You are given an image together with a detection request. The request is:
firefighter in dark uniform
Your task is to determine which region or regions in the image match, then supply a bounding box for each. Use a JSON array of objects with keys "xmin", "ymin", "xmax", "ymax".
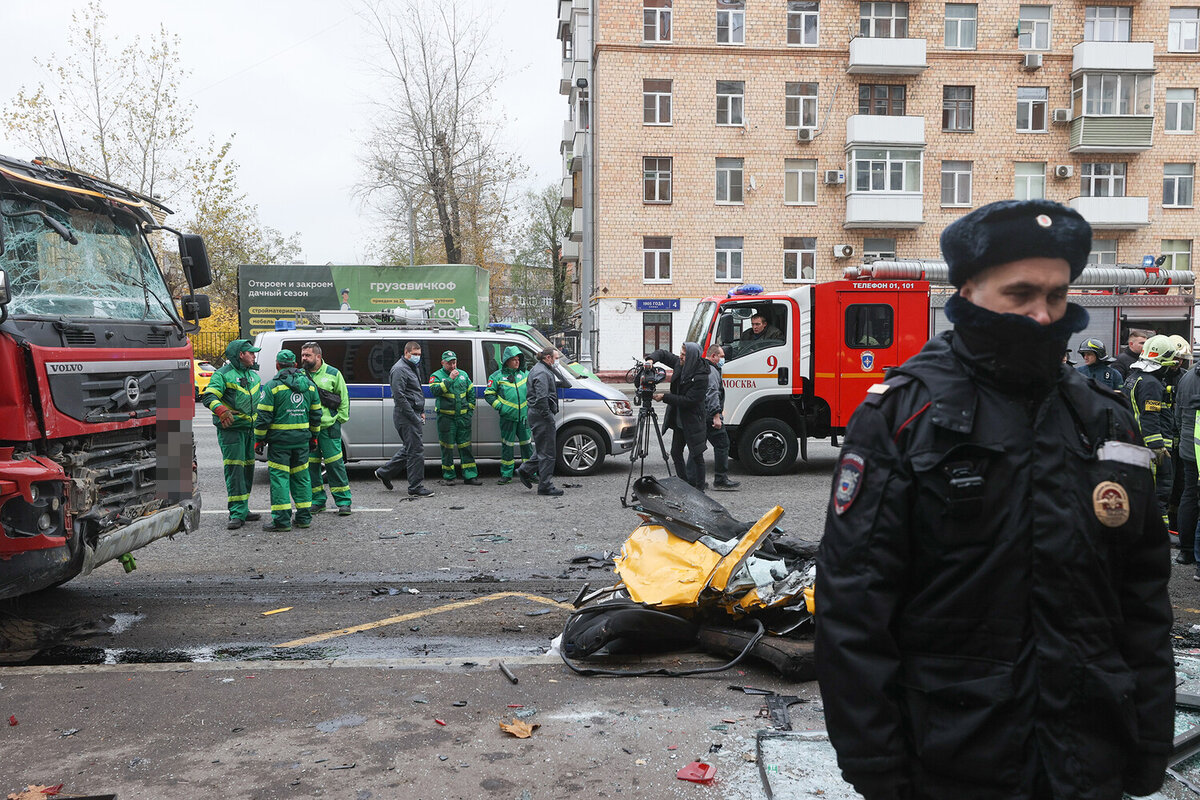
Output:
[
  {"xmin": 816, "ymin": 199, "xmax": 1173, "ymax": 800},
  {"xmin": 1122, "ymin": 333, "xmax": 1177, "ymax": 528}
]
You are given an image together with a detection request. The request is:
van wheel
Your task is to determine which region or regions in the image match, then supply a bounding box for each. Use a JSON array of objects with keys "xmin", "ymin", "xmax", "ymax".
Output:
[
  {"xmin": 557, "ymin": 424, "xmax": 605, "ymax": 476},
  {"xmin": 738, "ymin": 418, "xmax": 798, "ymax": 475}
]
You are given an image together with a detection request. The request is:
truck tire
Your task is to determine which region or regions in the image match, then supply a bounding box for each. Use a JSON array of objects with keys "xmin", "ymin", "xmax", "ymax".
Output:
[
  {"xmin": 557, "ymin": 424, "xmax": 606, "ymax": 476},
  {"xmin": 737, "ymin": 417, "xmax": 799, "ymax": 475}
]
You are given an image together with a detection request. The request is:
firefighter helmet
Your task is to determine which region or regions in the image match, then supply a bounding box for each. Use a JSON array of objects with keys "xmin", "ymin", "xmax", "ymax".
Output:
[
  {"xmin": 1141, "ymin": 334, "xmax": 1178, "ymax": 366},
  {"xmin": 1077, "ymin": 338, "xmax": 1109, "ymax": 360},
  {"xmin": 1169, "ymin": 334, "xmax": 1193, "ymax": 363}
]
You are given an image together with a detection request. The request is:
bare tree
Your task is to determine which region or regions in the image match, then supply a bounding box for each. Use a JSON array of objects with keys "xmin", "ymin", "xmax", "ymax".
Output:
[
  {"xmin": 356, "ymin": 0, "xmax": 521, "ymax": 266},
  {"xmin": 514, "ymin": 184, "xmax": 574, "ymax": 332}
]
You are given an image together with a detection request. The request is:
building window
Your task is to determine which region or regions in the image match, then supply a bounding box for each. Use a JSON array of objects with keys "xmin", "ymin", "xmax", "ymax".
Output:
[
  {"xmin": 1166, "ymin": 88, "xmax": 1196, "ymax": 132},
  {"xmin": 1081, "ymin": 162, "xmax": 1127, "ymax": 197},
  {"xmin": 945, "ymin": 4, "xmax": 977, "ymax": 49},
  {"xmin": 1088, "ymin": 239, "xmax": 1118, "ymax": 265},
  {"xmin": 941, "ymin": 161, "xmax": 973, "ymax": 206},
  {"xmin": 1072, "ymin": 73, "xmax": 1154, "ymax": 117},
  {"xmin": 783, "ymin": 237, "xmax": 817, "ymax": 282},
  {"xmin": 787, "ymin": 1, "xmax": 820, "ymax": 45},
  {"xmin": 863, "ymin": 237, "xmax": 896, "ymax": 259},
  {"xmin": 643, "ymin": 79, "xmax": 672, "ymax": 125},
  {"xmin": 784, "ymin": 159, "xmax": 818, "ymax": 204},
  {"xmin": 1164, "ymin": 163, "xmax": 1195, "ymax": 207},
  {"xmin": 715, "ymin": 237, "xmax": 744, "ymax": 282},
  {"xmin": 860, "ymin": 2, "xmax": 908, "ymax": 38},
  {"xmin": 1014, "ymin": 162, "xmax": 1046, "ymax": 199},
  {"xmin": 643, "ymin": 236, "xmax": 672, "ymax": 283},
  {"xmin": 1019, "ymin": 5, "xmax": 1052, "ymax": 50},
  {"xmin": 858, "ymin": 84, "xmax": 906, "ymax": 115},
  {"xmin": 716, "ymin": 0, "xmax": 745, "ymax": 44},
  {"xmin": 845, "ymin": 304, "xmax": 895, "ymax": 349},
  {"xmin": 1085, "ymin": 6, "xmax": 1132, "ymax": 41},
  {"xmin": 1169, "ymin": 8, "xmax": 1200, "ymax": 52},
  {"xmin": 1162, "ymin": 239, "xmax": 1193, "ymax": 270},
  {"xmin": 716, "ymin": 81, "xmax": 745, "ymax": 125},
  {"xmin": 1017, "ymin": 87, "xmax": 1048, "ymax": 132},
  {"xmin": 576, "ymin": 88, "xmax": 590, "ymax": 130},
  {"xmin": 942, "ymin": 86, "xmax": 974, "ymax": 131},
  {"xmin": 716, "ymin": 157, "xmax": 745, "ymax": 203},
  {"xmin": 643, "ymin": 157, "xmax": 672, "ymax": 203},
  {"xmin": 785, "ymin": 82, "xmax": 819, "ymax": 128},
  {"xmin": 643, "ymin": 312, "xmax": 673, "ymax": 353},
  {"xmin": 644, "ymin": 0, "xmax": 673, "ymax": 42},
  {"xmin": 852, "ymin": 148, "xmax": 921, "ymax": 193}
]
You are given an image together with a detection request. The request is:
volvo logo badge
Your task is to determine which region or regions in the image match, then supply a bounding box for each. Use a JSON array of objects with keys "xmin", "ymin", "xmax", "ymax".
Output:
[{"xmin": 124, "ymin": 376, "xmax": 141, "ymax": 406}]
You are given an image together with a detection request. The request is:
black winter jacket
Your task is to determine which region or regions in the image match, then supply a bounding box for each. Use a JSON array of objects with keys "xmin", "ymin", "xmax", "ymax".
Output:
[
  {"xmin": 816, "ymin": 331, "xmax": 1173, "ymax": 800},
  {"xmin": 649, "ymin": 344, "xmax": 710, "ymax": 443}
]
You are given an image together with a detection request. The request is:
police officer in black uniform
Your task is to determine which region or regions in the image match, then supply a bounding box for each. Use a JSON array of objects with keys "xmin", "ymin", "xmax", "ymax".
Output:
[{"xmin": 816, "ymin": 199, "xmax": 1173, "ymax": 800}]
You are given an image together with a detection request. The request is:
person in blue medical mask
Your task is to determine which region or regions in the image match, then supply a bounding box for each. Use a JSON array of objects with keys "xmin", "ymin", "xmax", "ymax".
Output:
[{"xmin": 376, "ymin": 341, "xmax": 435, "ymax": 498}]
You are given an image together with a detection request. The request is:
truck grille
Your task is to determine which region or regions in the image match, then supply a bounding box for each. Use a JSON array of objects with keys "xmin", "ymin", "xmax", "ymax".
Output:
[
  {"xmin": 64, "ymin": 428, "xmax": 163, "ymax": 526},
  {"xmin": 46, "ymin": 359, "xmax": 190, "ymax": 424}
]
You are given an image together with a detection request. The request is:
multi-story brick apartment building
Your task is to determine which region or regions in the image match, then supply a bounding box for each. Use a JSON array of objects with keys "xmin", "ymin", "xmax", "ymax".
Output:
[{"xmin": 556, "ymin": 0, "xmax": 1199, "ymax": 370}]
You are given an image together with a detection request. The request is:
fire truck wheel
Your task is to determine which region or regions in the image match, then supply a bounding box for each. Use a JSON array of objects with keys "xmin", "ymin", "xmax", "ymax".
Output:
[
  {"xmin": 738, "ymin": 418, "xmax": 799, "ymax": 475},
  {"xmin": 557, "ymin": 424, "xmax": 606, "ymax": 476}
]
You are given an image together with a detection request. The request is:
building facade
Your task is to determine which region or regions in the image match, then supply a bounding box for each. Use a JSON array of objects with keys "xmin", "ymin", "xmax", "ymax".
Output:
[{"xmin": 557, "ymin": 0, "xmax": 1200, "ymax": 370}]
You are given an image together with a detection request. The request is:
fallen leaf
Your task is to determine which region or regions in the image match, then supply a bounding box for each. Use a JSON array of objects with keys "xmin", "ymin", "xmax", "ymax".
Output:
[{"xmin": 499, "ymin": 718, "xmax": 540, "ymax": 739}]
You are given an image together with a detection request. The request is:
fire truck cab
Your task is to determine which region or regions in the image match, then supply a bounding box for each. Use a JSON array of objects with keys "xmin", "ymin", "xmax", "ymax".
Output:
[{"xmin": 688, "ymin": 263, "xmax": 1196, "ymax": 475}]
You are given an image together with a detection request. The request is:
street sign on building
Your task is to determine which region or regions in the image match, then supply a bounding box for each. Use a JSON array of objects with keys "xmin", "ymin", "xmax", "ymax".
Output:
[{"xmin": 635, "ymin": 299, "xmax": 681, "ymax": 311}]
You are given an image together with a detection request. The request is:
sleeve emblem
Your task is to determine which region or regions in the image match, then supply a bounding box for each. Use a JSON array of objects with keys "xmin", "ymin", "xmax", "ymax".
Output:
[{"xmin": 833, "ymin": 453, "xmax": 866, "ymax": 516}]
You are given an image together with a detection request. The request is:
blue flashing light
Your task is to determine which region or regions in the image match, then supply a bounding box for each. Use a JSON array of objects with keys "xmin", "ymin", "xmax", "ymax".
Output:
[
  {"xmin": 488, "ymin": 322, "xmax": 512, "ymax": 329},
  {"xmin": 274, "ymin": 320, "xmax": 297, "ymax": 331},
  {"xmin": 728, "ymin": 284, "xmax": 764, "ymax": 297}
]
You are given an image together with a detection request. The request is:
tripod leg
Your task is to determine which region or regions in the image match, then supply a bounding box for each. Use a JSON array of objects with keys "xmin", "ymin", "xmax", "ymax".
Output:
[{"xmin": 649, "ymin": 409, "xmax": 673, "ymax": 478}]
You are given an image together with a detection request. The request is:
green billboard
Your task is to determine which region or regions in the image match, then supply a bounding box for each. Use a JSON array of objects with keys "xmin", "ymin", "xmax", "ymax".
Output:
[{"xmin": 238, "ymin": 264, "xmax": 490, "ymax": 337}]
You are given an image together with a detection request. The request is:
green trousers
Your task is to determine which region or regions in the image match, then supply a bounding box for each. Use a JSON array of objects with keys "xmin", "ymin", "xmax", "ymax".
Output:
[
  {"xmin": 308, "ymin": 423, "xmax": 351, "ymax": 509},
  {"xmin": 436, "ymin": 414, "xmax": 477, "ymax": 480},
  {"xmin": 267, "ymin": 444, "xmax": 312, "ymax": 528},
  {"xmin": 216, "ymin": 427, "xmax": 255, "ymax": 520},
  {"xmin": 498, "ymin": 418, "xmax": 534, "ymax": 478}
]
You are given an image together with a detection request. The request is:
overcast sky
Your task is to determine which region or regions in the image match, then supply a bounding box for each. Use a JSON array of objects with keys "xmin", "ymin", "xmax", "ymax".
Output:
[{"xmin": 0, "ymin": 0, "xmax": 564, "ymax": 264}]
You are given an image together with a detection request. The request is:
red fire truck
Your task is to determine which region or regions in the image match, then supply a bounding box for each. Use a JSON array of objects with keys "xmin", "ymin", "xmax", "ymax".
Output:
[
  {"xmin": 685, "ymin": 261, "xmax": 1196, "ymax": 474},
  {"xmin": 0, "ymin": 154, "xmax": 213, "ymax": 598}
]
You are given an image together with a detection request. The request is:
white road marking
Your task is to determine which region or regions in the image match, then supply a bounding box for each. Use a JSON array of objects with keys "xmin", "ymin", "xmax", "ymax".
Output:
[
  {"xmin": 0, "ymin": 653, "xmax": 562, "ymax": 676},
  {"xmin": 200, "ymin": 508, "xmax": 394, "ymax": 514}
]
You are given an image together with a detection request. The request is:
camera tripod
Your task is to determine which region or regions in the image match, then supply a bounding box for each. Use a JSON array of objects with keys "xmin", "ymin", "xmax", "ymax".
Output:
[{"xmin": 621, "ymin": 389, "xmax": 673, "ymax": 507}]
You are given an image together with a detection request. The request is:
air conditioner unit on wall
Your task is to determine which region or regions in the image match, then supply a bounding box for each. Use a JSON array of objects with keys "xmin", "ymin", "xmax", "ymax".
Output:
[
  {"xmin": 1052, "ymin": 108, "xmax": 1071, "ymax": 124},
  {"xmin": 1022, "ymin": 53, "xmax": 1043, "ymax": 70},
  {"xmin": 1055, "ymin": 164, "xmax": 1075, "ymax": 178},
  {"xmin": 833, "ymin": 243, "xmax": 855, "ymax": 259},
  {"xmin": 823, "ymin": 169, "xmax": 845, "ymax": 185},
  {"xmin": 797, "ymin": 127, "xmax": 816, "ymax": 142}
]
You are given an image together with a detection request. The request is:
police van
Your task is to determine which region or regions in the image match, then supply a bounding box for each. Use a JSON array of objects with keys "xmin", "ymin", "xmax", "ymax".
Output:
[{"xmin": 252, "ymin": 314, "xmax": 635, "ymax": 476}]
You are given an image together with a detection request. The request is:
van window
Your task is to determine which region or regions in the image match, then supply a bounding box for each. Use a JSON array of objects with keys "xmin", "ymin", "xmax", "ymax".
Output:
[
  {"xmin": 845, "ymin": 304, "xmax": 894, "ymax": 348},
  {"xmin": 284, "ymin": 339, "xmax": 403, "ymax": 384},
  {"xmin": 483, "ymin": 340, "xmax": 538, "ymax": 378},
  {"xmin": 429, "ymin": 340, "xmax": 476, "ymax": 383}
]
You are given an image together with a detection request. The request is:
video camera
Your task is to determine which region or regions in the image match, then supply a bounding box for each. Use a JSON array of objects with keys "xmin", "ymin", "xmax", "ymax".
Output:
[{"xmin": 631, "ymin": 359, "xmax": 667, "ymax": 406}]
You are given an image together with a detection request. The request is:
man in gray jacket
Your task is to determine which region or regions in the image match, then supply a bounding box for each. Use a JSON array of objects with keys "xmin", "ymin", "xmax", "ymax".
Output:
[
  {"xmin": 704, "ymin": 345, "xmax": 739, "ymax": 490},
  {"xmin": 517, "ymin": 347, "xmax": 562, "ymax": 496},
  {"xmin": 375, "ymin": 341, "xmax": 435, "ymax": 498}
]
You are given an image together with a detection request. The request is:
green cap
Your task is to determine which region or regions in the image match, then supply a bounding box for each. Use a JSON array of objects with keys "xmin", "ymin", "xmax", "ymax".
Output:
[
  {"xmin": 276, "ymin": 349, "xmax": 297, "ymax": 366},
  {"xmin": 441, "ymin": 350, "xmax": 458, "ymax": 362},
  {"xmin": 235, "ymin": 339, "xmax": 260, "ymax": 353}
]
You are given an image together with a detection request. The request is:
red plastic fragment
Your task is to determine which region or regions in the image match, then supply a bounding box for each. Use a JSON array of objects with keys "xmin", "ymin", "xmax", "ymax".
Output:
[
  {"xmin": 40, "ymin": 785, "xmax": 64, "ymax": 796},
  {"xmin": 7, "ymin": 715, "xmax": 16, "ymax": 726},
  {"xmin": 507, "ymin": 704, "xmax": 524, "ymax": 708},
  {"xmin": 676, "ymin": 761, "xmax": 717, "ymax": 784},
  {"xmin": 434, "ymin": 718, "xmax": 447, "ymax": 726}
]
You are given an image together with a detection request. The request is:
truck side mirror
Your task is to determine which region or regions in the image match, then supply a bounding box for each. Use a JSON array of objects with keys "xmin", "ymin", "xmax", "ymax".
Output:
[
  {"xmin": 179, "ymin": 234, "xmax": 213, "ymax": 289},
  {"xmin": 181, "ymin": 293, "xmax": 212, "ymax": 322},
  {"xmin": 0, "ymin": 269, "xmax": 10, "ymax": 307}
]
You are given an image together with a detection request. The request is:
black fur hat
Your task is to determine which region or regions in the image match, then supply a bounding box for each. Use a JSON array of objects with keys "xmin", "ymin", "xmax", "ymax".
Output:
[{"xmin": 939, "ymin": 199, "xmax": 1092, "ymax": 288}]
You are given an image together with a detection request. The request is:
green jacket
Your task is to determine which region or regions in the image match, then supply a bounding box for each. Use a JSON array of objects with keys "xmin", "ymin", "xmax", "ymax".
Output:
[
  {"xmin": 306, "ymin": 362, "xmax": 350, "ymax": 428},
  {"xmin": 429, "ymin": 367, "xmax": 475, "ymax": 417},
  {"xmin": 254, "ymin": 368, "xmax": 322, "ymax": 448},
  {"xmin": 485, "ymin": 347, "xmax": 528, "ymax": 422},
  {"xmin": 202, "ymin": 341, "xmax": 262, "ymax": 430}
]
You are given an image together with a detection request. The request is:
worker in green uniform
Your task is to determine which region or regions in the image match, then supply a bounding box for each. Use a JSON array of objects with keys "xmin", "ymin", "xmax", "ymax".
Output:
[
  {"xmin": 485, "ymin": 345, "xmax": 533, "ymax": 485},
  {"xmin": 429, "ymin": 350, "xmax": 481, "ymax": 485},
  {"xmin": 254, "ymin": 350, "xmax": 323, "ymax": 531},
  {"xmin": 301, "ymin": 342, "xmax": 352, "ymax": 515},
  {"xmin": 202, "ymin": 339, "xmax": 264, "ymax": 530}
]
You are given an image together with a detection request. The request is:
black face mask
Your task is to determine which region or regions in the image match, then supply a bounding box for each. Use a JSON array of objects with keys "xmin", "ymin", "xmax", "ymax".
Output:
[{"xmin": 944, "ymin": 293, "xmax": 1090, "ymax": 397}]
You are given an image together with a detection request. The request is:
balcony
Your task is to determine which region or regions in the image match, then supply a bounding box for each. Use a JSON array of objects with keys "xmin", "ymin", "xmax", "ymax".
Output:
[
  {"xmin": 1068, "ymin": 116, "xmax": 1154, "ymax": 152},
  {"xmin": 560, "ymin": 59, "xmax": 572, "ymax": 95},
  {"xmin": 845, "ymin": 114, "xmax": 925, "ymax": 147},
  {"xmin": 570, "ymin": 208, "xmax": 584, "ymax": 242},
  {"xmin": 560, "ymin": 120, "xmax": 574, "ymax": 153},
  {"xmin": 1072, "ymin": 41, "xmax": 1155, "ymax": 73},
  {"xmin": 557, "ymin": 0, "xmax": 571, "ymax": 38},
  {"xmin": 572, "ymin": 128, "xmax": 588, "ymax": 160},
  {"xmin": 844, "ymin": 193, "xmax": 923, "ymax": 229},
  {"xmin": 560, "ymin": 175, "xmax": 574, "ymax": 208},
  {"xmin": 847, "ymin": 37, "xmax": 927, "ymax": 75},
  {"xmin": 561, "ymin": 239, "xmax": 580, "ymax": 263},
  {"xmin": 1068, "ymin": 196, "xmax": 1149, "ymax": 229}
]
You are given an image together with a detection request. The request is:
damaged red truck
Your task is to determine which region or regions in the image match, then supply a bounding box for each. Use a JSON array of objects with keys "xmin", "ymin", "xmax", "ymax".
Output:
[{"xmin": 0, "ymin": 154, "xmax": 212, "ymax": 598}]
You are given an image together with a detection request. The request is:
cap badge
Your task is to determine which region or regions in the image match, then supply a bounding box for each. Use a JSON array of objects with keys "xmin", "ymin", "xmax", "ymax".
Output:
[
  {"xmin": 1092, "ymin": 480, "xmax": 1130, "ymax": 528},
  {"xmin": 1035, "ymin": 214, "xmax": 1053, "ymax": 228}
]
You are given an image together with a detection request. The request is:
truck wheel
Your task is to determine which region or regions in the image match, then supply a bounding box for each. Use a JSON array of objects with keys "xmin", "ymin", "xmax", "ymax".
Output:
[
  {"xmin": 557, "ymin": 424, "xmax": 606, "ymax": 476},
  {"xmin": 738, "ymin": 418, "xmax": 798, "ymax": 475}
]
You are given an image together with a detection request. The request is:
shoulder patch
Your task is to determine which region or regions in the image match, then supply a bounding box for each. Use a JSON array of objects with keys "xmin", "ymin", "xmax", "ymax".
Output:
[{"xmin": 833, "ymin": 453, "xmax": 866, "ymax": 516}]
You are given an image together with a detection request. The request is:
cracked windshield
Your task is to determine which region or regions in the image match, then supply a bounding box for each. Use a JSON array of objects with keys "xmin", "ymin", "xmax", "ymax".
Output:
[{"xmin": 0, "ymin": 199, "xmax": 172, "ymax": 321}]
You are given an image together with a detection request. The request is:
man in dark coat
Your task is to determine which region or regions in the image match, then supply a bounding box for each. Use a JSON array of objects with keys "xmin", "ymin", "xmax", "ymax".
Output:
[
  {"xmin": 648, "ymin": 341, "xmax": 711, "ymax": 490},
  {"xmin": 375, "ymin": 341, "xmax": 434, "ymax": 498},
  {"xmin": 517, "ymin": 347, "xmax": 563, "ymax": 496},
  {"xmin": 1112, "ymin": 328, "xmax": 1154, "ymax": 379},
  {"xmin": 816, "ymin": 199, "xmax": 1173, "ymax": 800}
]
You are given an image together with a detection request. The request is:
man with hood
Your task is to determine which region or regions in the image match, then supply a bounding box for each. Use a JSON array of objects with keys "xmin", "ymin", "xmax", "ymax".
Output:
[
  {"xmin": 1123, "ymin": 333, "xmax": 1178, "ymax": 528},
  {"xmin": 201, "ymin": 339, "xmax": 264, "ymax": 530},
  {"xmin": 254, "ymin": 350, "xmax": 322, "ymax": 531},
  {"xmin": 485, "ymin": 345, "xmax": 534, "ymax": 484},
  {"xmin": 647, "ymin": 341, "xmax": 711, "ymax": 490},
  {"xmin": 1075, "ymin": 337, "xmax": 1122, "ymax": 391},
  {"xmin": 817, "ymin": 199, "xmax": 1172, "ymax": 800},
  {"xmin": 429, "ymin": 350, "xmax": 481, "ymax": 485},
  {"xmin": 517, "ymin": 347, "xmax": 563, "ymax": 496}
]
